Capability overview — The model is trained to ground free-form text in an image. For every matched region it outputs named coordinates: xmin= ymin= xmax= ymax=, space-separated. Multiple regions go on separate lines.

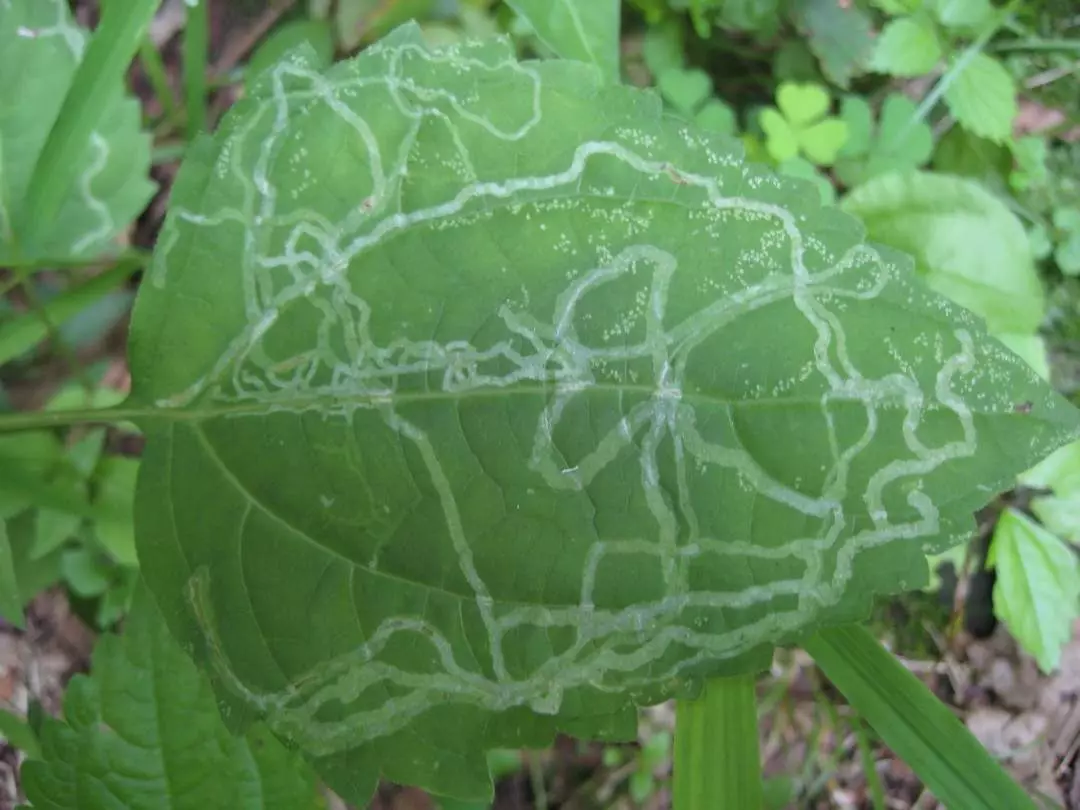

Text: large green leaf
xmin=0 ymin=0 xmax=154 ymax=262
xmin=505 ymin=0 xmax=620 ymax=83
xmin=842 ymin=171 xmax=1045 ymax=336
xmin=20 ymin=586 xmax=325 ymax=810
xmin=125 ymin=26 xmax=1078 ymax=801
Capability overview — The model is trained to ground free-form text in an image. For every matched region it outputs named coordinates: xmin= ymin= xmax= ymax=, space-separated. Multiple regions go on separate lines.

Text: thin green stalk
xmin=184 ymin=0 xmax=210 ymax=139
xmin=674 ymin=673 xmax=763 ymax=810
xmin=805 ymin=625 xmax=1036 ymax=810
xmin=0 ymin=260 xmax=140 ymax=366
xmin=993 ymin=39 xmax=1080 ymax=53
xmin=16 ymin=0 xmax=160 ymax=257
xmin=139 ymin=36 xmax=180 ymax=125
xmin=854 ymin=716 xmax=887 ymax=810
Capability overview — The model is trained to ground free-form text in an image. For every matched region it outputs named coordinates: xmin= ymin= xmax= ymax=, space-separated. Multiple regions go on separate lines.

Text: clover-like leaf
xmin=835 ymin=95 xmax=934 ymax=186
xmin=0 ymin=0 xmax=155 ymax=262
xmin=762 ymin=83 xmax=848 ymax=166
xmin=21 ymin=586 xmax=325 ymax=810
xmin=127 ymin=26 xmax=1078 ymax=802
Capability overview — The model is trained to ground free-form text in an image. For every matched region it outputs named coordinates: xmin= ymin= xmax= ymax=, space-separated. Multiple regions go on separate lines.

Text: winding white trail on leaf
xmin=155 ymin=34 xmax=992 ymax=754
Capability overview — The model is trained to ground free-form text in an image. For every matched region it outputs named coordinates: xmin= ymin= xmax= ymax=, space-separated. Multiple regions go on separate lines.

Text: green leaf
xmin=777 ymin=157 xmax=836 ymax=205
xmin=642 ymin=19 xmax=685 ymax=77
xmin=1057 ymin=234 xmax=1080 ymax=276
xmin=60 ymin=546 xmax=112 ymax=597
xmin=799 ymin=118 xmax=848 ymax=166
xmin=943 ymin=53 xmax=1017 ymax=144
xmin=933 ymin=0 xmax=993 ymax=31
xmin=20 ymin=585 xmax=326 ymax=810
xmin=760 ymin=107 xmax=799 ymax=162
xmin=1023 ymin=440 xmax=1080 ymax=542
xmin=91 ymin=456 xmax=140 ymax=567
xmin=334 ymin=0 xmax=434 ymax=51
xmin=0 ymin=0 xmax=155 ymax=262
xmin=506 ymin=0 xmax=620 ymax=83
xmin=872 ymin=17 xmax=942 ymax=77
xmin=0 ymin=707 xmax=41 ymax=759
xmin=987 ymin=509 xmax=1080 ymax=673
xmin=836 ymin=95 xmax=933 ymax=186
xmin=657 ymin=69 xmax=713 ymax=117
xmin=0 ymin=520 xmax=25 ymax=629
xmin=931 ymin=126 xmax=1011 ymax=181
xmin=694 ymin=100 xmax=737 ymax=135
xmin=247 ymin=20 xmax=335 ymax=86
xmin=805 ymin=624 xmax=1037 ymax=809
xmin=128 ymin=26 xmax=1078 ymax=802
xmin=791 ymin=0 xmax=876 ymax=88
xmin=842 ymin=171 xmax=1045 ymax=336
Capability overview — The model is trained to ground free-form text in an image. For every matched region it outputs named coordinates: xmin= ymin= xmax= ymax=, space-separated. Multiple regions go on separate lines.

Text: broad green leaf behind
xmin=0 ymin=0 xmax=154 ymax=262
xmin=127 ymin=26 xmax=1078 ymax=801
xmin=506 ymin=0 xmax=620 ymax=83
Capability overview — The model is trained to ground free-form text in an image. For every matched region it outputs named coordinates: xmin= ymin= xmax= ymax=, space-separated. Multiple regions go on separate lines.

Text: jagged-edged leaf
xmin=506 ymin=0 xmax=620 ymax=83
xmin=842 ymin=171 xmax=1045 ymax=336
xmin=126 ymin=26 xmax=1078 ymax=802
xmin=943 ymin=53 xmax=1017 ymax=144
xmin=0 ymin=0 xmax=154 ymax=262
xmin=20 ymin=586 xmax=325 ymax=810
xmin=988 ymin=509 xmax=1080 ymax=673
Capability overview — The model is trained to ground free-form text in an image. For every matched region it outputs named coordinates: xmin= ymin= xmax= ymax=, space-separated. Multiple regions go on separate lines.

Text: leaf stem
xmin=674 ymin=673 xmax=763 ymax=810
xmin=183 ymin=0 xmax=210 ymax=139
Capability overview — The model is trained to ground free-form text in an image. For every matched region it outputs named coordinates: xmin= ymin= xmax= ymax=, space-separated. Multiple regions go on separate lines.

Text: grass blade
xmin=804 ymin=624 xmax=1036 ymax=810
xmin=674 ymin=673 xmax=763 ymax=809
xmin=16 ymin=0 xmax=160 ymax=257
xmin=0 ymin=260 xmax=140 ymax=366
xmin=184 ymin=0 xmax=209 ymax=138
xmin=140 ymin=36 xmax=179 ymax=125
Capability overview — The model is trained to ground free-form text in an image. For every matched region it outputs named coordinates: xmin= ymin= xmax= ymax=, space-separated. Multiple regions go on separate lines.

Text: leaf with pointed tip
xmin=0 ymin=0 xmax=154 ymax=262
xmin=126 ymin=25 xmax=1079 ymax=802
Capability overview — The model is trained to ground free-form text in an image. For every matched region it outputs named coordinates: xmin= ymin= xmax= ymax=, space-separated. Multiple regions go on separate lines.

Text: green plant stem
xmin=16 ymin=0 xmax=160 ymax=257
xmin=0 ymin=261 xmax=140 ymax=366
xmin=184 ymin=0 xmax=210 ymax=139
xmin=674 ymin=673 xmax=763 ymax=810
xmin=993 ymin=39 xmax=1080 ymax=53
xmin=854 ymin=716 xmax=886 ymax=810
xmin=804 ymin=625 xmax=1036 ymax=810
xmin=139 ymin=36 xmax=180 ymax=126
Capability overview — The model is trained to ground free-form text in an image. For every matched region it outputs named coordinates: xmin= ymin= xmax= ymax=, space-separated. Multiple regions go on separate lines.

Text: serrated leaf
xmin=20 ymin=586 xmax=325 ymax=809
xmin=92 ymin=456 xmax=139 ymax=567
xmin=842 ymin=171 xmax=1045 ymax=336
xmin=128 ymin=26 xmax=1079 ymax=802
xmin=987 ymin=509 xmax=1080 ymax=673
xmin=872 ymin=16 xmax=942 ymax=77
xmin=791 ymin=0 xmax=875 ymax=88
xmin=944 ymin=53 xmax=1017 ymax=144
xmin=0 ymin=0 xmax=154 ymax=262
xmin=506 ymin=0 xmax=620 ymax=83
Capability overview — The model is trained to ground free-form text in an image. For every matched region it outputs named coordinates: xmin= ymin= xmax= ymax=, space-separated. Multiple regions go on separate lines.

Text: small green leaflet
xmin=506 ymin=0 xmax=620 ymax=83
xmin=944 ymin=53 xmax=1017 ymax=144
xmin=871 ymin=17 xmax=942 ymax=77
xmin=127 ymin=26 xmax=1078 ymax=801
xmin=20 ymin=586 xmax=325 ymax=810
xmin=987 ymin=510 xmax=1080 ymax=673
xmin=760 ymin=82 xmax=848 ymax=166
xmin=0 ymin=0 xmax=154 ymax=262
